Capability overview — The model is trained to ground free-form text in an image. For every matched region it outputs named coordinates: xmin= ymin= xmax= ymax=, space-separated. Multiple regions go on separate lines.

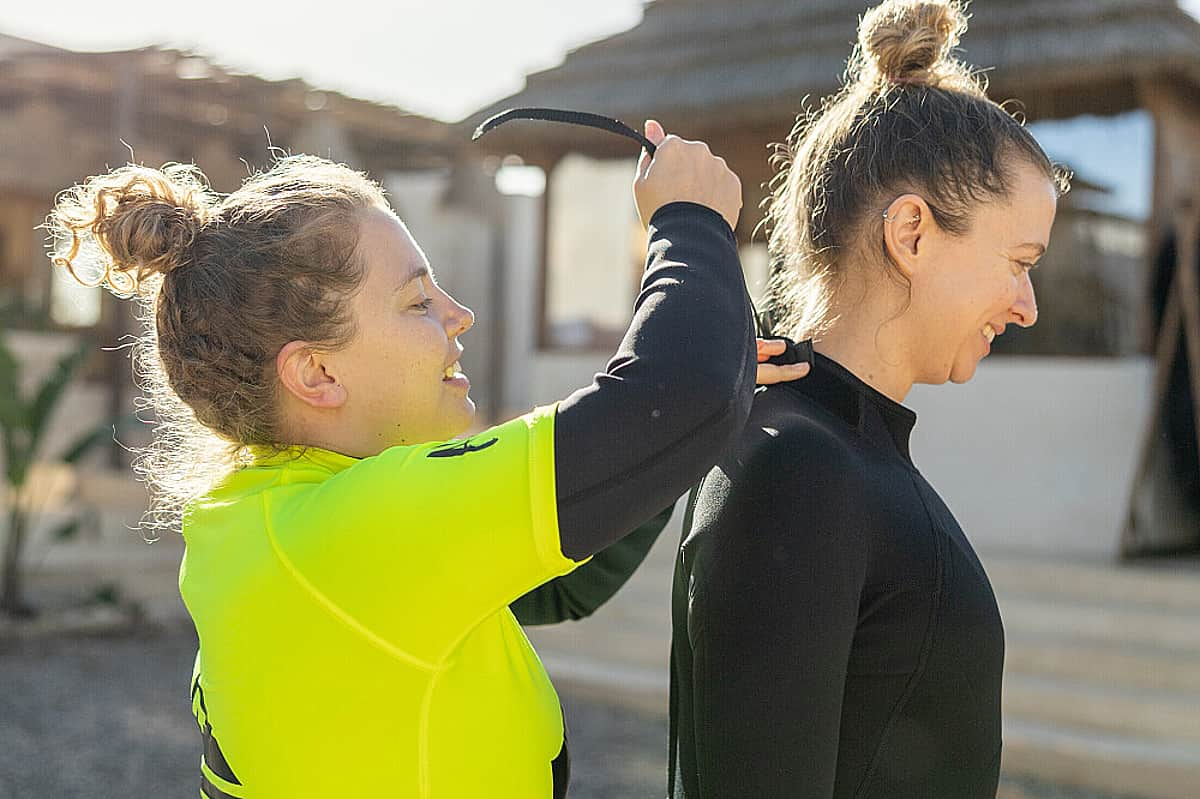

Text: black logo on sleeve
xmin=427 ymin=437 xmax=499 ymax=458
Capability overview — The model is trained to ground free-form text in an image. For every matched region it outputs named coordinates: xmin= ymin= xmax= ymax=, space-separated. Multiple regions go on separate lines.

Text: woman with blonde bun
xmin=667 ymin=2 xmax=1068 ymax=797
xmin=48 ymin=120 xmax=807 ymax=798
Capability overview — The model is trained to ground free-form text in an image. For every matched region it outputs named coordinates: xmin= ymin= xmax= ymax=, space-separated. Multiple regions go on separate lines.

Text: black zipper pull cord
xmin=472 ymin=107 xmax=657 ymax=157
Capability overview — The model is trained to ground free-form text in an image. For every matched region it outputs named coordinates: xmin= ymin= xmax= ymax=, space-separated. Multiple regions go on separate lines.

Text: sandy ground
xmin=0 ymin=623 xmax=1134 ymax=799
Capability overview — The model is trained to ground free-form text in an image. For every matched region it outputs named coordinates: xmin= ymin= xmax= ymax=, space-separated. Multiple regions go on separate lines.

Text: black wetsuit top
xmin=523 ymin=201 xmax=755 ymax=798
xmin=554 ymin=202 xmax=755 ymax=562
xmin=668 ymin=350 xmax=1006 ymax=799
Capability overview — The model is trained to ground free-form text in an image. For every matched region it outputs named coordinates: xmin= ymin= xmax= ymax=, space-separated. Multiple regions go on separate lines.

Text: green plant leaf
xmin=92 ymin=582 xmax=120 ymax=605
xmin=60 ymin=422 xmax=115 ymax=465
xmin=27 ymin=339 xmax=94 ymax=448
xmin=47 ymin=518 xmax=81 ymax=541
xmin=0 ymin=336 xmax=25 ymax=429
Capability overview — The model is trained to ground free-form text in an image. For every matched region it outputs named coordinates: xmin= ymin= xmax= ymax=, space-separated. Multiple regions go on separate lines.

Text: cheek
xmin=350 ymin=314 xmax=443 ymax=389
xmin=399 ymin=316 xmax=451 ymax=377
xmin=954 ymin=266 xmax=1017 ymax=324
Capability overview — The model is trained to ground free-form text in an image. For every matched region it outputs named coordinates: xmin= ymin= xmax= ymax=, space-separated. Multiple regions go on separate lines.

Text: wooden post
xmin=1173 ymin=203 xmax=1200 ymax=454
xmin=1122 ymin=202 xmax=1200 ymax=555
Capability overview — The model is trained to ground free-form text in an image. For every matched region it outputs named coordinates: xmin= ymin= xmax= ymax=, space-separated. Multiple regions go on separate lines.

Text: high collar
xmin=782 ymin=348 xmax=917 ymax=464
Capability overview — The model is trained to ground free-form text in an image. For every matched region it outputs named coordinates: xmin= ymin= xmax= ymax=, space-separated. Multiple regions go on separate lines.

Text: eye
xmin=1012 ymin=260 xmax=1036 ymax=275
xmin=410 ymin=298 xmax=434 ymax=313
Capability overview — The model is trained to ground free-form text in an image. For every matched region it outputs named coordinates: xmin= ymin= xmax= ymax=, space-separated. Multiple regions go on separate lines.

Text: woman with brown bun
xmin=667 ymin=2 xmax=1069 ymax=797
xmin=47 ymin=123 xmax=809 ymax=798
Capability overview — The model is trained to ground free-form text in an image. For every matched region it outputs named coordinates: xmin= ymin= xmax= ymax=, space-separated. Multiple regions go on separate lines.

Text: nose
xmin=443 ymin=291 xmax=474 ymax=338
xmin=1011 ymin=270 xmax=1038 ymax=328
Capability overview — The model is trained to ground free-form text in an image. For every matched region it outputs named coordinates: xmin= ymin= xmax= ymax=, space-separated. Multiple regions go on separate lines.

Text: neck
xmin=279 ymin=403 xmax=385 ymax=460
xmin=813 ymin=292 xmax=918 ymax=404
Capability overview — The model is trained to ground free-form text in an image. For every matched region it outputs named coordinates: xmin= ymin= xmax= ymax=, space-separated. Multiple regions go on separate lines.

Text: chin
xmin=948 ymin=359 xmax=980 ymax=384
xmin=447 ymin=398 xmax=477 ymax=437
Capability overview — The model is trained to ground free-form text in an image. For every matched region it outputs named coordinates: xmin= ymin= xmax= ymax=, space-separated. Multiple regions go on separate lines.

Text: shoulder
xmin=716 ymin=386 xmax=869 ymax=503
xmin=684 ymin=387 xmax=880 ymax=565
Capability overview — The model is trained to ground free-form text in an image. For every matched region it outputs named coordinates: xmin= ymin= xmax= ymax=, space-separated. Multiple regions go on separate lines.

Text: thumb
xmin=638 ymin=119 xmax=665 ymax=176
xmin=644 ymin=119 xmax=666 ymax=146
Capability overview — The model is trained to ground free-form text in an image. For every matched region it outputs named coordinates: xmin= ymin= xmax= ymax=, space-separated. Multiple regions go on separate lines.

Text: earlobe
xmin=277 ymin=341 xmax=347 ymax=410
xmin=881 ymin=195 xmax=930 ymax=279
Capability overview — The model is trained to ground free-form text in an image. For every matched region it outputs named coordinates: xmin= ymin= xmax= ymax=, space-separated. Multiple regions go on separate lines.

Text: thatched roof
xmin=0 ymin=33 xmax=65 ymax=58
xmin=470 ymin=0 xmax=1200 ymax=156
xmin=0 ymin=40 xmax=459 ymax=194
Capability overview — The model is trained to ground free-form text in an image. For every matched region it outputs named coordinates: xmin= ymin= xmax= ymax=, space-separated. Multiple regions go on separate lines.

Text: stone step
xmin=1003 ymin=718 xmax=1200 ymax=799
xmin=996 ymin=594 xmax=1200 ymax=654
xmin=1006 ymin=634 xmax=1200 ymax=694
xmin=982 ymin=553 xmax=1200 ymax=613
xmin=1004 ymin=672 xmax=1200 ymax=745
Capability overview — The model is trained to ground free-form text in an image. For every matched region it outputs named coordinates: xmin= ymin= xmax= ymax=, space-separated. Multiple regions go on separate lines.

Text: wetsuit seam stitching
xmin=418 ymin=667 xmax=442 ymax=799
xmin=260 ymin=482 xmax=438 ymax=673
xmin=851 ymin=474 xmax=947 ymax=798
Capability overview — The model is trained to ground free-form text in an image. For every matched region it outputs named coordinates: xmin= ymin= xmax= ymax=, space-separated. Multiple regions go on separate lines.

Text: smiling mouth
xmin=443 ymin=362 xmax=463 ymax=380
xmin=982 ymin=324 xmax=997 ymax=344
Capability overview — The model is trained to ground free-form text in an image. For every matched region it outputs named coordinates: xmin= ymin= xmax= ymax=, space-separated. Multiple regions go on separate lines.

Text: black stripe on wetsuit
xmin=552 ymin=201 xmax=757 ymax=561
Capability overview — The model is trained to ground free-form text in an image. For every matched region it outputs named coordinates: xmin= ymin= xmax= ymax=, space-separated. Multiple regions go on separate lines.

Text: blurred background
xmin=1 ymin=1 xmax=1199 ymax=797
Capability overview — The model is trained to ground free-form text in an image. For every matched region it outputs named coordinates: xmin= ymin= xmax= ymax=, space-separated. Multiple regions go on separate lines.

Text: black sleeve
xmin=554 ymin=202 xmax=756 ymax=561
xmin=510 ymin=504 xmax=674 ymax=626
xmin=687 ymin=432 xmax=871 ymax=798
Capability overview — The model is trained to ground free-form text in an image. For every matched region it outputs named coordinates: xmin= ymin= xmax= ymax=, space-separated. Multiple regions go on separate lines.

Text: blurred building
xmin=470 ymin=0 xmax=1200 ymax=560
xmin=0 ymin=33 xmax=515 ymax=462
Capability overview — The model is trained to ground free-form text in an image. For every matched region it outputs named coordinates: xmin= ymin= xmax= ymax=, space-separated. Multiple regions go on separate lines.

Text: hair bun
xmin=50 ymin=163 xmax=212 ymax=296
xmin=858 ymin=0 xmax=967 ymax=86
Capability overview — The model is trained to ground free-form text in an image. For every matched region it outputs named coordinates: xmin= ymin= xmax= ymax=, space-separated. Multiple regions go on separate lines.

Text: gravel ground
xmin=0 ymin=624 xmax=1138 ymax=799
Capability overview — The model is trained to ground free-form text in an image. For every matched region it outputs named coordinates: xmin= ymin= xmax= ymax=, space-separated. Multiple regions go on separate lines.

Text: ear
xmin=881 ymin=194 xmax=934 ymax=279
xmin=276 ymin=340 xmax=347 ymax=410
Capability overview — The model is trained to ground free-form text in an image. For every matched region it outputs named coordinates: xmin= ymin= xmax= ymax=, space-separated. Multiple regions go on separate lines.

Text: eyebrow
xmin=393 ymin=265 xmax=429 ymax=294
xmin=1015 ymin=243 xmax=1046 ymax=257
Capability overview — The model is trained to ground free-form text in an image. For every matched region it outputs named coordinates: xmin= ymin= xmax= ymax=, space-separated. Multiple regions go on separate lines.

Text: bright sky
xmin=0 ymin=1 xmax=645 ymax=122
xmin=5 ymin=1 xmax=1200 ymax=123
xmin=4 ymin=0 xmax=1197 ymax=213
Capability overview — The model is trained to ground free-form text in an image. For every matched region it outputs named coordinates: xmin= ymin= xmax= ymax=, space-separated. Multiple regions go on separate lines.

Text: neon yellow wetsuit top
xmin=180 ymin=406 xmax=582 ymax=798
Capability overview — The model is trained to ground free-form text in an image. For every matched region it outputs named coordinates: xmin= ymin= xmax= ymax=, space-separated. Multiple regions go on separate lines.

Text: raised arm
xmin=553 ymin=124 xmax=757 ymax=561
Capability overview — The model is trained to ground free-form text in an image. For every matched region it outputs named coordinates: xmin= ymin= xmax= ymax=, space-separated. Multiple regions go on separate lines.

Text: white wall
xmin=497 ymin=175 xmax=1157 ymax=560
xmin=518 ymin=354 xmax=1155 ymax=559
xmin=907 ymin=357 xmax=1154 ymax=558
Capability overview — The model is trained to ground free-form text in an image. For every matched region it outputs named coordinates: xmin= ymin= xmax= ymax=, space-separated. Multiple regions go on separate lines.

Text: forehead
xmin=988 ymin=160 xmax=1058 ymax=245
xmin=356 ymin=205 xmax=429 ymax=285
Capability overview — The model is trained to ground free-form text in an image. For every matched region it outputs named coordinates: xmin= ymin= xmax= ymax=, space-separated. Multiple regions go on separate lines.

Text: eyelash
xmin=412 ymin=298 xmax=434 ymax=311
xmin=1014 ymin=261 xmax=1036 ymax=274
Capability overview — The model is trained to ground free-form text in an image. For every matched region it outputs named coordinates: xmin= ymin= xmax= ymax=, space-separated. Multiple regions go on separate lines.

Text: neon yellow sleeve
xmin=265 ymin=405 xmax=580 ymax=664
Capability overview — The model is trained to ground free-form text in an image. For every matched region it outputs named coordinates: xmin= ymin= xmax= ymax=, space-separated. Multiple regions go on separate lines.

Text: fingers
xmin=755 ymin=361 xmax=811 ymax=386
xmin=756 ymin=338 xmax=788 ymax=361
xmin=632 ymin=122 xmax=742 ymax=231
